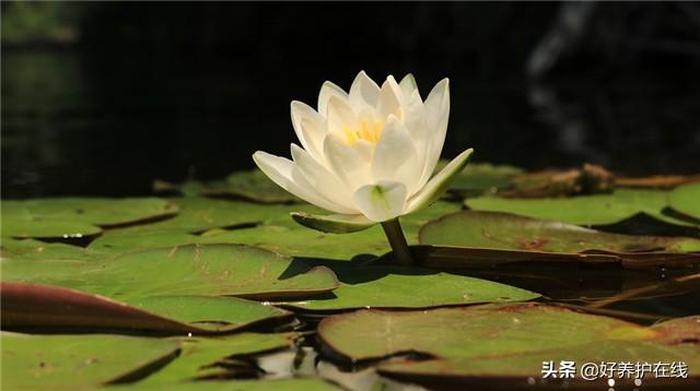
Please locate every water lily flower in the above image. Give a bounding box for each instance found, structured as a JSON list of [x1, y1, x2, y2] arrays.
[[253, 71, 473, 264]]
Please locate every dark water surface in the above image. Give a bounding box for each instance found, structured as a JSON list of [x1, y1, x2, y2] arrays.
[[3, 48, 699, 198]]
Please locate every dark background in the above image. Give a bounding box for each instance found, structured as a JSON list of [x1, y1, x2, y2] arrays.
[[2, 2, 700, 198]]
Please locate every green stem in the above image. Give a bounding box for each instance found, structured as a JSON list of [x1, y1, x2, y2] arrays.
[[381, 218, 414, 266]]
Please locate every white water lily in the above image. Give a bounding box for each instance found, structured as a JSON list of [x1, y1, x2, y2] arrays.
[[253, 71, 472, 229]]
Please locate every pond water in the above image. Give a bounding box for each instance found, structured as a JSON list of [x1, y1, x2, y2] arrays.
[[3, 49, 699, 198]]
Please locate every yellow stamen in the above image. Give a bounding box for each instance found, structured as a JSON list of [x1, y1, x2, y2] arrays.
[[344, 117, 384, 145]]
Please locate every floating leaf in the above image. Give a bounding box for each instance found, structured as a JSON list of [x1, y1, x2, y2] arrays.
[[1, 282, 291, 334], [218, 169, 302, 203], [2, 244, 339, 301], [420, 210, 700, 254], [465, 189, 697, 229], [1, 198, 177, 239], [318, 303, 700, 386], [1, 237, 95, 262], [87, 198, 322, 254], [202, 202, 460, 261], [1, 332, 180, 389], [283, 265, 539, 311], [88, 229, 201, 254], [139, 333, 294, 385], [435, 161, 522, 197], [669, 182, 700, 220], [154, 169, 301, 204], [136, 197, 306, 233]]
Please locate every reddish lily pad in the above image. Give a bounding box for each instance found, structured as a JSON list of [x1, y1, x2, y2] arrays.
[[1, 282, 292, 335]]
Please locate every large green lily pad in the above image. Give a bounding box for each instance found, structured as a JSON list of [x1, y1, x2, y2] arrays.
[[201, 202, 461, 261], [420, 210, 700, 254], [1, 197, 177, 238], [139, 333, 294, 385], [318, 303, 700, 385], [2, 244, 339, 300], [1, 332, 180, 389], [669, 182, 700, 219], [465, 189, 697, 229], [283, 265, 540, 311]]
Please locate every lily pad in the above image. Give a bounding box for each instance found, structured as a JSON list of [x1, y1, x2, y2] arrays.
[[202, 202, 460, 261], [137, 197, 308, 233], [1, 332, 180, 389], [219, 169, 302, 203], [465, 189, 697, 229], [1, 237, 95, 262], [1, 197, 177, 239], [420, 210, 700, 254], [283, 265, 540, 311], [440, 161, 523, 196], [1, 282, 291, 334], [2, 244, 339, 301], [669, 182, 700, 219], [86, 198, 322, 254], [318, 303, 700, 385], [139, 333, 294, 385], [154, 169, 301, 204]]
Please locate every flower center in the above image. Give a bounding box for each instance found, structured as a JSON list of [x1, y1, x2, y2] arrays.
[[343, 116, 384, 145]]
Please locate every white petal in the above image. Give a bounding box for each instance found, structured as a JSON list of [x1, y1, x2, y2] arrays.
[[253, 151, 353, 214], [290, 143, 354, 210], [399, 73, 419, 99], [407, 148, 473, 213], [252, 151, 294, 188], [371, 116, 421, 195], [417, 78, 450, 188], [322, 133, 373, 191], [326, 95, 358, 138], [353, 181, 407, 222], [290, 101, 325, 161], [349, 70, 380, 110], [290, 166, 356, 214], [318, 81, 348, 117], [376, 75, 403, 119]]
